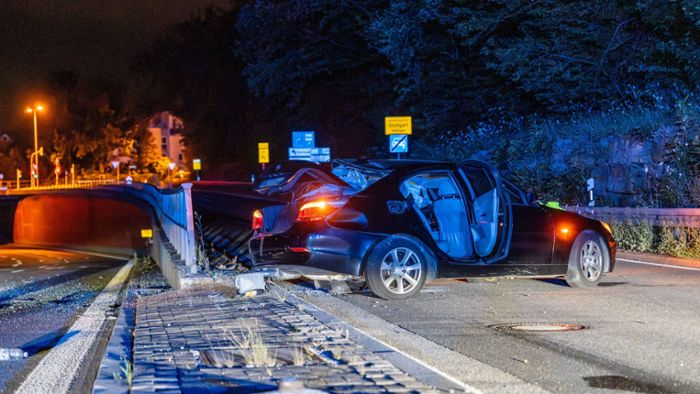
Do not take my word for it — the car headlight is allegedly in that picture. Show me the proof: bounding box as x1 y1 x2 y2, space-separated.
600 221 613 235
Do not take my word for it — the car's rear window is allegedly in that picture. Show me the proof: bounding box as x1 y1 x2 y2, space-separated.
332 164 392 192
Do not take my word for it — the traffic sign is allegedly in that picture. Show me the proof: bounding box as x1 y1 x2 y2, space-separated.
385 116 412 135
389 135 408 153
193 159 201 171
292 131 315 148
258 142 270 164
311 147 331 163
141 229 153 238
288 147 312 161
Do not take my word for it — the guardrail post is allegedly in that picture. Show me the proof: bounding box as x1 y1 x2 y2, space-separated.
182 183 197 273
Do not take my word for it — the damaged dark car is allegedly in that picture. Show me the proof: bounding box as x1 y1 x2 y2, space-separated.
249 159 616 300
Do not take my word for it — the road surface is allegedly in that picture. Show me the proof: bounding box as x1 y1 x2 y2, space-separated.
0 246 127 393
334 259 700 393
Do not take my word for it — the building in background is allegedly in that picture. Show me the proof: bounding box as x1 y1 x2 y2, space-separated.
148 111 186 168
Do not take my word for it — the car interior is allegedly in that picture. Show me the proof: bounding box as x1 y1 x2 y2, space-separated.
400 169 501 259
460 166 500 257
400 172 473 259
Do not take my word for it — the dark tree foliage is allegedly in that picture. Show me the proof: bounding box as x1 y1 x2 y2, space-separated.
133 0 699 177
133 6 271 174
235 0 394 157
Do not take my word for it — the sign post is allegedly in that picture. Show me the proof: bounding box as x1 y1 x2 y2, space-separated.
193 158 202 181
385 116 412 159
587 178 595 207
258 142 270 171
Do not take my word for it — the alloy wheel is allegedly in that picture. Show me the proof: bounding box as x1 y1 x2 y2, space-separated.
379 247 422 295
580 240 603 281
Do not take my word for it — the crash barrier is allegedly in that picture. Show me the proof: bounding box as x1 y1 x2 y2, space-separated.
567 207 700 228
98 183 197 281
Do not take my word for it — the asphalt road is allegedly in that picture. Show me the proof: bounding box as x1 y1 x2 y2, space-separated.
0 246 126 393
338 260 700 393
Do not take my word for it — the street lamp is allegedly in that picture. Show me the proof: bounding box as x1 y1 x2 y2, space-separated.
25 104 45 187
168 162 176 187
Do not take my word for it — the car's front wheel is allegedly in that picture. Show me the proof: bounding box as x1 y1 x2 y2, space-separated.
366 238 427 300
565 231 608 288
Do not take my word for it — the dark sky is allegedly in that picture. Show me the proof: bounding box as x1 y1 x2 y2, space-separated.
0 0 229 130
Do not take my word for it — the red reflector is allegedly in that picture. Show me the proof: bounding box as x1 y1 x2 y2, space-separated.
252 210 263 231
289 247 309 253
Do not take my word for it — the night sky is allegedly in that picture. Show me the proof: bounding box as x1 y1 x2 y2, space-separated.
0 0 229 129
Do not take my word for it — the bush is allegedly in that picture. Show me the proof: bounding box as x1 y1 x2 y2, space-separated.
655 225 700 258
610 219 654 253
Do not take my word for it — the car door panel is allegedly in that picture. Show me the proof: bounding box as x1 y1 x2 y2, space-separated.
505 205 555 265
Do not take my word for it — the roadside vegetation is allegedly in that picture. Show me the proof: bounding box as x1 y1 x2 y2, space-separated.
605 219 700 258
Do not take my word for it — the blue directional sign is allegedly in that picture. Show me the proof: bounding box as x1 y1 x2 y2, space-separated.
292 131 315 149
311 147 331 163
389 134 408 153
288 147 313 161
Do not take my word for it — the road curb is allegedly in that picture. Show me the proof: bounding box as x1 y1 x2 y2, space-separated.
91 279 136 394
15 260 134 394
289 286 550 394
283 290 470 393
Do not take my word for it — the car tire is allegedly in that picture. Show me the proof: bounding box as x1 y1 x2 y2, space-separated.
565 231 608 288
365 237 428 300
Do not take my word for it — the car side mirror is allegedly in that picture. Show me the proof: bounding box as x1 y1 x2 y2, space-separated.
526 191 537 205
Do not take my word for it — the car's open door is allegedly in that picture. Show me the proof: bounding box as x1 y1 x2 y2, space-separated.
458 160 512 263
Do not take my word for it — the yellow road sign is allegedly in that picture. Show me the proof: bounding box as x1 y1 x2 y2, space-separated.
141 229 153 238
258 142 270 164
193 159 201 170
385 116 412 135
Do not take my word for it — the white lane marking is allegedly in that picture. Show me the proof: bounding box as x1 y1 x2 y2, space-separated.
11 269 24 273
15 260 133 394
618 258 700 272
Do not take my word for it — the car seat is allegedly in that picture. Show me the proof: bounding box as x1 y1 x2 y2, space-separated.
433 181 472 258
471 189 498 256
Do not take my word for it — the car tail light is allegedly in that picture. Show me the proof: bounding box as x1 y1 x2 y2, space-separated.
252 209 263 231
296 199 346 222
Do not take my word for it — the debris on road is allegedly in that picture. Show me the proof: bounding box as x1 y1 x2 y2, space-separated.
0 348 28 361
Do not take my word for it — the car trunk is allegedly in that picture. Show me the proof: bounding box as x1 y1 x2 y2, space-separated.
256 161 392 234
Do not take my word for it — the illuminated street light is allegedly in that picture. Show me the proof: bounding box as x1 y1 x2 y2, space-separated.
168 162 176 187
25 104 45 188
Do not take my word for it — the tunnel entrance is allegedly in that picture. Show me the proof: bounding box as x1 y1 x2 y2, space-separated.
13 194 152 255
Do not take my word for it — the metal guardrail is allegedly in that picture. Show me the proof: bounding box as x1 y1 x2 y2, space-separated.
99 183 197 272
567 206 700 228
